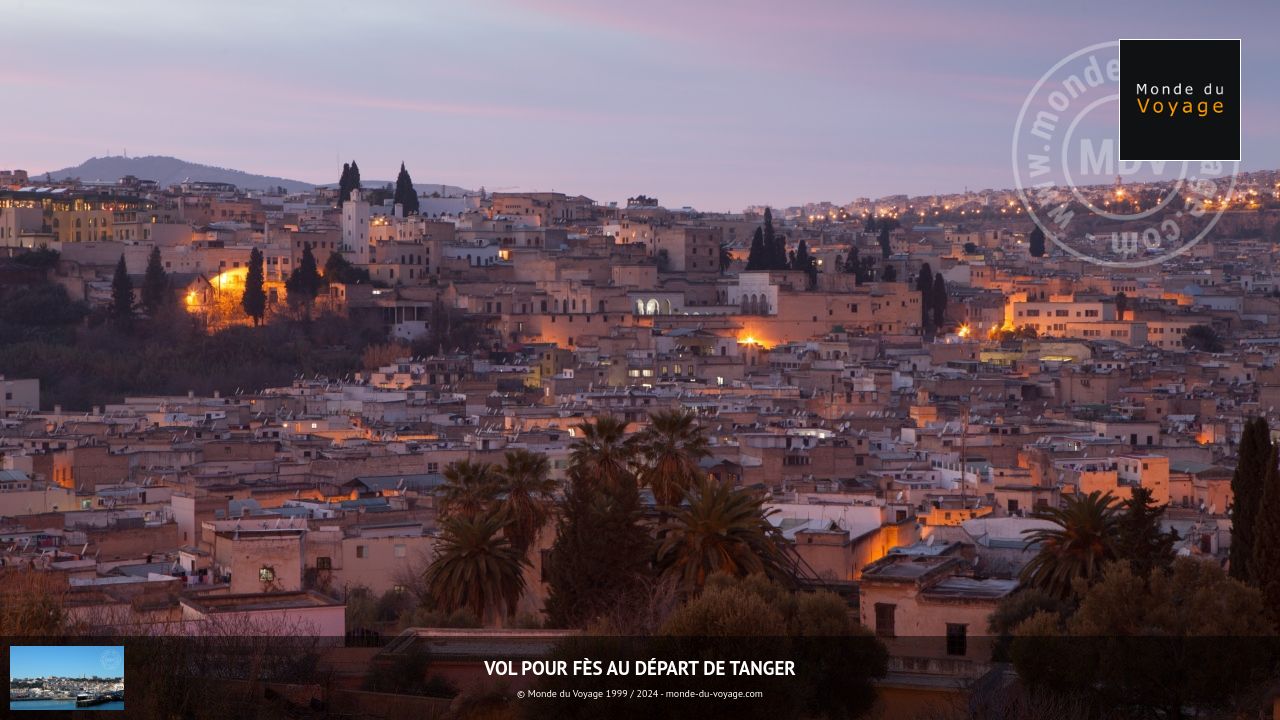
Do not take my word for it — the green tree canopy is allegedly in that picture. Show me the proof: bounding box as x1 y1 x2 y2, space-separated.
1010 560 1276 718
284 242 323 306
1183 324 1224 352
1020 491 1120 599
656 478 790 594
424 510 528 622
635 409 709 508
437 460 500 520
495 448 556 555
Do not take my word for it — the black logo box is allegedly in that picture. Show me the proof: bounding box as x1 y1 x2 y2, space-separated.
1119 39 1241 162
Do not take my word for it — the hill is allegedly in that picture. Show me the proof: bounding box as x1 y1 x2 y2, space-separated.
42 156 473 196
43 155 315 192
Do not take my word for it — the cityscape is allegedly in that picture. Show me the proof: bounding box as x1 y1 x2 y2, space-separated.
9 645 125 711
3 2 1280 720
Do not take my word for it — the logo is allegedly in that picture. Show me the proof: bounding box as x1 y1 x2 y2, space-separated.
100 647 123 673
1012 41 1240 267
1119 39 1241 161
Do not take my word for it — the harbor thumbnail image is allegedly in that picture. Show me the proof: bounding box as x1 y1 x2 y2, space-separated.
9 646 124 711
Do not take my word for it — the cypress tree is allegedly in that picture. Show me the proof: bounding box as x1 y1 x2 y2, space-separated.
349 160 361 195
544 476 653 628
141 246 169 314
1254 443 1280 618
393 162 420 215
932 274 948 327
1029 226 1046 257
285 242 323 306
882 263 898 282
1231 417 1272 582
242 247 266 326
917 263 934 330
109 254 133 322
746 227 765 271
1116 486 1177 578
878 225 891 259
763 208 784 270
338 162 352 203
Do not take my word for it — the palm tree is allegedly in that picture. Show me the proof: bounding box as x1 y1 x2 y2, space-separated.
1020 490 1121 599
568 416 637 496
438 460 499 519
425 510 528 622
656 478 789 593
495 449 557 554
636 409 710 508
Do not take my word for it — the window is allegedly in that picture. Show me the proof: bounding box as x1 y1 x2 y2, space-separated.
946 623 968 656
316 556 332 570
874 603 896 638
356 545 366 559
259 566 276 583
394 544 406 558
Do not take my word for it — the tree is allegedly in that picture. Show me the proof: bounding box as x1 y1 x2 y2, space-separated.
1230 416 1272 582
878 225 891 259
285 242 323 306
658 574 888 719
323 250 371 285
718 243 733 273
141 246 169 314
544 471 653 628
762 207 785 270
1252 443 1280 617
338 163 351 203
656 478 790 594
881 263 897 282
495 449 556 555
1011 560 1276 719
1114 486 1177 578
931 273 948 327
393 162 420 215
338 160 362 203
109 254 133 322
424 510 528 622
916 263 934 330
635 409 709 508
790 238 817 288
1019 491 1120 599
1183 324 1224 352
1114 291 1128 318
438 460 500 520
567 416 637 496
745 227 766 271
963 241 978 254
241 248 266 326
1029 225 1046 257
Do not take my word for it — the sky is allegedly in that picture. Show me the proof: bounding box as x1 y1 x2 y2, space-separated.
9 645 125 680
3 0 1277 210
